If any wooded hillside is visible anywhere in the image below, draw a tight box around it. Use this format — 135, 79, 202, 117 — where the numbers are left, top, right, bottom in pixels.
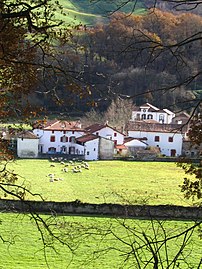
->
31, 6, 202, 114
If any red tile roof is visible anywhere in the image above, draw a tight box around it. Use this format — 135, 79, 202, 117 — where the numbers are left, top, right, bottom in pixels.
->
126, 121, 188, 133
76, 134, 99, 143
18, 131, 38, 139
85, 123, 124, 135
85, 123, 106, 133
115, 144, 127, 149
44, 120, 84, 131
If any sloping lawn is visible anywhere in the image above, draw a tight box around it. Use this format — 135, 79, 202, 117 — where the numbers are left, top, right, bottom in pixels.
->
4, 159, 190, 206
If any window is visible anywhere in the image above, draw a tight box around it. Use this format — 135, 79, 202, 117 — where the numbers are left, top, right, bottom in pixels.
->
94, 148, 96, 151
159, 114, 164, 123
154, 136, 160, 142
114, 140, 117, 145
69, 147, 75, 154
87, 151, 89, 155
168, 137, 173, 142
147, 114, 153, 119
61, 146, 66, 153
96, 132, 99, 136
48, 147, 56, 153
72, 131, 75, 134
63, 131, 66, 134
69, 136, 75, 143
114, 132, 117, 137
50, 136, 55, 142
141, 114, 146, 120
60, 136, 68, 143
52, 131, 54, 134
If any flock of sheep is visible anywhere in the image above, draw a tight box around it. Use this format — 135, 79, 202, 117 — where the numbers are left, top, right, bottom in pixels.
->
47, 157, 90, 182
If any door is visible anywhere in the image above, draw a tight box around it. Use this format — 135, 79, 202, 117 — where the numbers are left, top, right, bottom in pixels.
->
171, 149, 176, 157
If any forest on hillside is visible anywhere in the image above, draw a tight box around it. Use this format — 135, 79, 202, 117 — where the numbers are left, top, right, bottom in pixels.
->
28, 8, 202, 115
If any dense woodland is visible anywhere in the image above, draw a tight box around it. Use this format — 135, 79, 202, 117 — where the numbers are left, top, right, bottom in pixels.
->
29, 8, 202, 115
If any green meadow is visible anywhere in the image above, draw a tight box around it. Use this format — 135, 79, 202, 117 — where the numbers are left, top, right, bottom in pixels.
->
1, 160, 201, 268
0, 213, 201, 269
4, 159, 191, 206
56, 0, 146, 26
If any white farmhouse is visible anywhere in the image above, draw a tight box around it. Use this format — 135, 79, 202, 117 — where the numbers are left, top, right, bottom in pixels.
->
17, 131, 39, 158
76, 134, 115, 160
76, 134, 100, 160
131, 103, 175, 124
85, 123, 124, 146
33, 120, 85, 156
127, 121, 185, 157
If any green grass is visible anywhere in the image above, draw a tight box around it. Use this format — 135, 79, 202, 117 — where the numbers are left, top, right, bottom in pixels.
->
56, 0, 147, 26
0, 213, 201, 269
4, 160, 191, 206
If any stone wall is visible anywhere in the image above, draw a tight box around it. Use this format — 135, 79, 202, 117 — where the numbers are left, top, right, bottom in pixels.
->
0, 200, 201, 220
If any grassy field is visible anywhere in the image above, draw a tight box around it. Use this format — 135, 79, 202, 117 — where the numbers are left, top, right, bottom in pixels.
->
3, 159, 192, 206
0, 213, 201, 269
56, 0, 146, 26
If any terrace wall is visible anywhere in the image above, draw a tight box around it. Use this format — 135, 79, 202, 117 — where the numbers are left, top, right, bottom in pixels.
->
0, 200, 201, 220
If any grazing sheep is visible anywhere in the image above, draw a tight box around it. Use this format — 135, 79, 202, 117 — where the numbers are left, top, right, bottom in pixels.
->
72, 167, 82, 173
62, 168, 68, 173
48, 173, 55, 177
50, 164, 55, 167
72, 168, 79, 173
60, 161, 65, 165
49, 178, 54, 182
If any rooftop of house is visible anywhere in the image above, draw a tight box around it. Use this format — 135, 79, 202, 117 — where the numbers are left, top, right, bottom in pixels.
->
126, 121, 188, 133
43, 120, 84, 131
85, 123, 124, 135
115, 144, 127, 149
134, 103, 174, 115
124, 137, 148, 143
76, 134, 99, 143
18, 131, 38, 139
2, 130, 38, 140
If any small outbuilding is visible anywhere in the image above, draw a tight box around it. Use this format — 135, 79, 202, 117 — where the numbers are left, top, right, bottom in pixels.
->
76, 134, 115, 160
17, 131, 39, 158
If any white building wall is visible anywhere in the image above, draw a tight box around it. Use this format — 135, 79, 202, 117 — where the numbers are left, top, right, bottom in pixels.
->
17, 138, 39, 158
99, 137, 114, 160
131, 111, 175, 124
128, 130, 183, 156
33, 129, 85, 154
84, 139, 99, 161
92, 127, 124, 145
